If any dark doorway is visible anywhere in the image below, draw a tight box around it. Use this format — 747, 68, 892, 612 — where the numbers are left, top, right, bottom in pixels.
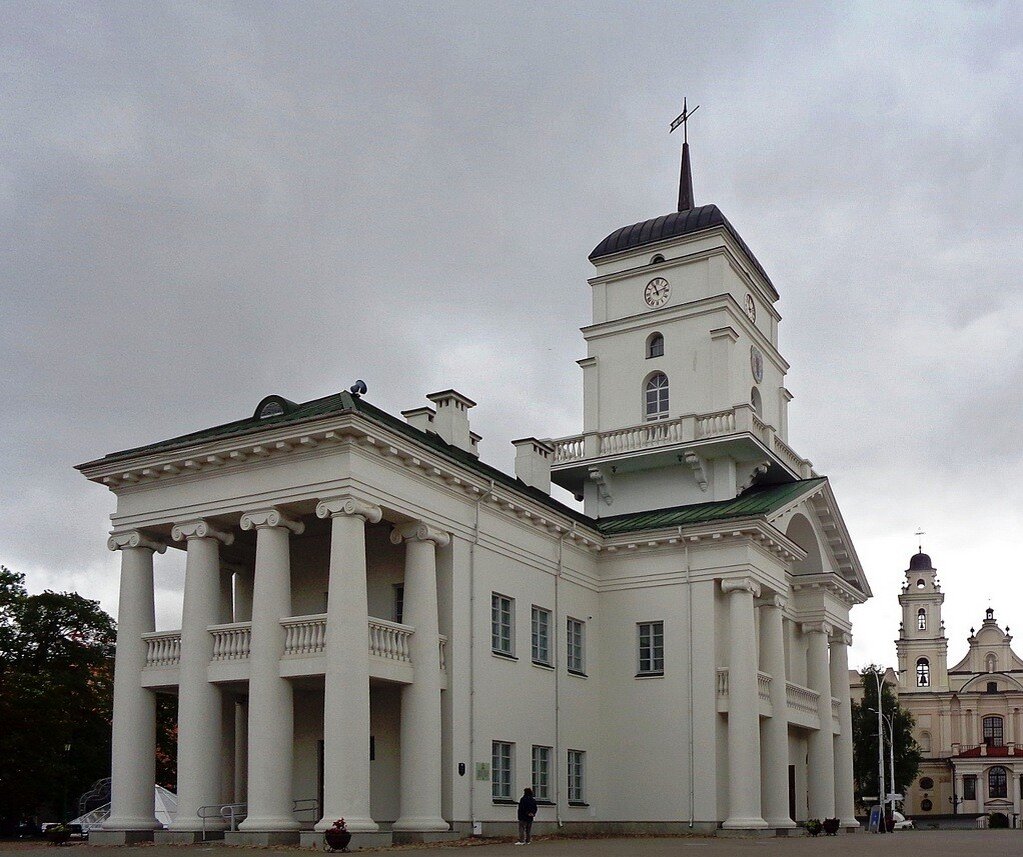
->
788, 765, 796, 821
317, 739, 324, 818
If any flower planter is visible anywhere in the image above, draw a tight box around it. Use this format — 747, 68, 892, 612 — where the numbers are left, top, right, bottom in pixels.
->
823, 817, 840, 836
45, 829, 71, 846
324, 828, 352, 852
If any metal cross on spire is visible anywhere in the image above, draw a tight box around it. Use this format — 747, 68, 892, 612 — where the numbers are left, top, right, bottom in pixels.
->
914, 528, 926, 553
669, 98, 700, 143
669, 98, 699, 212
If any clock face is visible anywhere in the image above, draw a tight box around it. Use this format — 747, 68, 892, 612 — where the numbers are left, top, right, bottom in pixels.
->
745, 293, 757, 323
750, 346, 765, 384
644, 277, 670, 308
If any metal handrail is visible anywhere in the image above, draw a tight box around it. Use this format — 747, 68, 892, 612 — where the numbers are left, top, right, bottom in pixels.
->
202, 797, 321, 833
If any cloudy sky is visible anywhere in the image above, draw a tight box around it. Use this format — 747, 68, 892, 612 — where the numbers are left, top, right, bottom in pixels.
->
2, 1, 1021, 670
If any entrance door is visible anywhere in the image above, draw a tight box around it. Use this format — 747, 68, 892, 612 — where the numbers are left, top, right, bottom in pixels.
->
317, 740, 324, 819
788, 765, 796, 821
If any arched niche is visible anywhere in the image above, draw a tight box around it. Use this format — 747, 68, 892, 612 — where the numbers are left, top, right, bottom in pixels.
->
785, 513, 824, 575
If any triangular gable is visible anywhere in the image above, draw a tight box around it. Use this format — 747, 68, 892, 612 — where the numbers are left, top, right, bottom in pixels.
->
765, 479, 871, 597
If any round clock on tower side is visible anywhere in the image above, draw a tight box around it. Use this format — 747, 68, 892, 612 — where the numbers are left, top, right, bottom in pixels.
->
644, 277, 670, 308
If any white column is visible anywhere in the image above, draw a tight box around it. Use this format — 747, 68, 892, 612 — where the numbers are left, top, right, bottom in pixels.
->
758, 595, 794, 828
721, 577, 768, 829
170, 520, 233, 831
391, 521, 450, 831
314, 496, 382, 832
238, 508, 303, 831
804, 621, 836, 819
234, 699, 248, 804
829, 631, 857, 827
104, 532, 164, 832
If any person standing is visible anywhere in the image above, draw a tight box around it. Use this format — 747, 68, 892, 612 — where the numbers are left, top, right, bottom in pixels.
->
515, 787, 538, 845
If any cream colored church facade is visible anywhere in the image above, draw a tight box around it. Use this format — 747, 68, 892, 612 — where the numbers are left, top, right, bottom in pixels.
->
78, 145, 871, 846
878, 551, 1023, 822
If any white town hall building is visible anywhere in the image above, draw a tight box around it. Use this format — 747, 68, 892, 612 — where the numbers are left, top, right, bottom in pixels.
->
78, 137, 871, 846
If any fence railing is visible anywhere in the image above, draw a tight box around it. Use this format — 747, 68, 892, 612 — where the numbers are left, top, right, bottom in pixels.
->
785, 681, 821, 715
142, 631, 182, 667
282, 614, 327, 656
368, 618, 413, 663
210, 622, 252, 661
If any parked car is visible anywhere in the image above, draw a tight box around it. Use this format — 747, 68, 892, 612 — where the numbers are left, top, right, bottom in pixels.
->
892, 811, 914, 830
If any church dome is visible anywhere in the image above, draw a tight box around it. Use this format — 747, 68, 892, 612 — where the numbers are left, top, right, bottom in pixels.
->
909, 551, 934, 571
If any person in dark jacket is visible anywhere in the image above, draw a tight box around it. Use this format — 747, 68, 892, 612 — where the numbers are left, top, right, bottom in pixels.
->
516, 787, 538, 844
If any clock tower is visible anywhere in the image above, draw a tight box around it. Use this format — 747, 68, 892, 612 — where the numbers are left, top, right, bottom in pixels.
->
548, 130, 813, 517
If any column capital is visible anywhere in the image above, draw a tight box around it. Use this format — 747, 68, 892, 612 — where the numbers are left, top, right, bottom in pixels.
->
757, 594, 787, 609
239, 507, 304, 534
108, 530, 166, 553
721, 576, 760, 598
830, 631, 853, 647
171, 519, 235, 545
316, 495, 382, 524
801, 620, 834, 636
390, 521, 451, 547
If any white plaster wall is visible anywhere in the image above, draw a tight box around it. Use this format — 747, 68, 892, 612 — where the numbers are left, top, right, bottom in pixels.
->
293, 688, 323, 811
788, 730, 809, 821
370, 683, 402, 822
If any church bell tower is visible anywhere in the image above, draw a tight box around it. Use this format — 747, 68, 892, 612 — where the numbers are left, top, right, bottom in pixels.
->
896, 550, 949, 691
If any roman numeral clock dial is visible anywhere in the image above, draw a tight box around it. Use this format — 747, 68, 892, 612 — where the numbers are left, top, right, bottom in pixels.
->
644, 277, 670, 308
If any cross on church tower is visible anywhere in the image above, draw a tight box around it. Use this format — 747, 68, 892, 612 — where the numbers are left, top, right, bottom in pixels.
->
915, 528, 926, 553
669, 98, 699, 212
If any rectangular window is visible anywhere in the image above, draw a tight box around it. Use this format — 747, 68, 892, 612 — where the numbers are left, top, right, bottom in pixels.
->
637, 621, 664, 675
963, 775, 976, 801
531, 606, 552, 666
492, 741, 513, 800
567, 749, 585, 803
567, 618, 585, 674
393, 584, 404, 625
492, 593, 514, 656
531, 745, 552, 801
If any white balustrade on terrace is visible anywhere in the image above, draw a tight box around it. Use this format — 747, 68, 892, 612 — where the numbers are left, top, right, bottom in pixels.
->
713, 668, 836, 730
548, 403, 807, 473
142, 615, 445, 684
785, 681, 820, 715
142, 631, 181, 668
210, 622, 251, 661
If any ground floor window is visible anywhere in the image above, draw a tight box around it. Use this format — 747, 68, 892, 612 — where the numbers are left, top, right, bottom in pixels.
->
989, 766, 1007, 799
531, 745, 552, 801
963, 775, 976, 800
567, 749, 585, 803
492, 741, 513, 799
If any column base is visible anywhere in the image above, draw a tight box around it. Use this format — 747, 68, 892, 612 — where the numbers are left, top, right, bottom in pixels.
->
841, 819, 862, 830
225, 830, 302, 846
720, 817, 770, 831
764, 817, 797, 829
154, 829, 225, 844
315, 815, 378, 832
238, 816, 302, 832
300, 830, 393, 850
101, 817, 161, 832
88, 829, 156, 845
392, 830, 463, 845
392, 815, 450, 832
717, 826, 775, 838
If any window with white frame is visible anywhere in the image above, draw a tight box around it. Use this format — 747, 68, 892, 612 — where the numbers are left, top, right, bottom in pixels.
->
492, 741, 513, 800
491, 593, 514, 656
567, 750, 585, 803
637, 621, 664, 675
989, 766, 1008, 799
916, 657, 930, 687
567, 617, 585, 674
393, 584, 404, 625
644, 373, 669, 421
531, 745, 552, 801
531, 606, 552, 666
917, 607, 926, 631
646, 332, 664, 359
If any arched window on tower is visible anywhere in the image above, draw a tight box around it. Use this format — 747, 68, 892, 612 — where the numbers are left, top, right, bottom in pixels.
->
644, 373, 669, 421
646, 332, 664, 359
920, 731, 932, 753
750, 386, 762, 415
650, 254, 665, 265
917, 608, 927, 631
984, 715, 1004, 747
916, 657, 930, 687
989, 766, 1008, 798
986, 653, 998, 673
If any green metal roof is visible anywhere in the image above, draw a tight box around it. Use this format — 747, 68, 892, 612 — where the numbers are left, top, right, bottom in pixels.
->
595, 477, 828, 535
80, 391, 827, 539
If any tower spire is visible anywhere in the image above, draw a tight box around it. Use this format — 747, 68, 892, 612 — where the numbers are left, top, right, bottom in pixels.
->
669, 98, 699, 212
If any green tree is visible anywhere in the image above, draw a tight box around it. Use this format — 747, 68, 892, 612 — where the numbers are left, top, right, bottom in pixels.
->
851, 665, 921, 804
0, 565, 116, 828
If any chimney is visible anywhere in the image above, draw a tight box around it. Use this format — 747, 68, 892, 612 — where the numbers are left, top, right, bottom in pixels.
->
401, 406, 435, 433
512, 437, 553, 494
425, 390, 477, 454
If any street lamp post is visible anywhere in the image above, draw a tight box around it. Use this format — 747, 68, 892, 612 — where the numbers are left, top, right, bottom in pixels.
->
872, 671, 886, 832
